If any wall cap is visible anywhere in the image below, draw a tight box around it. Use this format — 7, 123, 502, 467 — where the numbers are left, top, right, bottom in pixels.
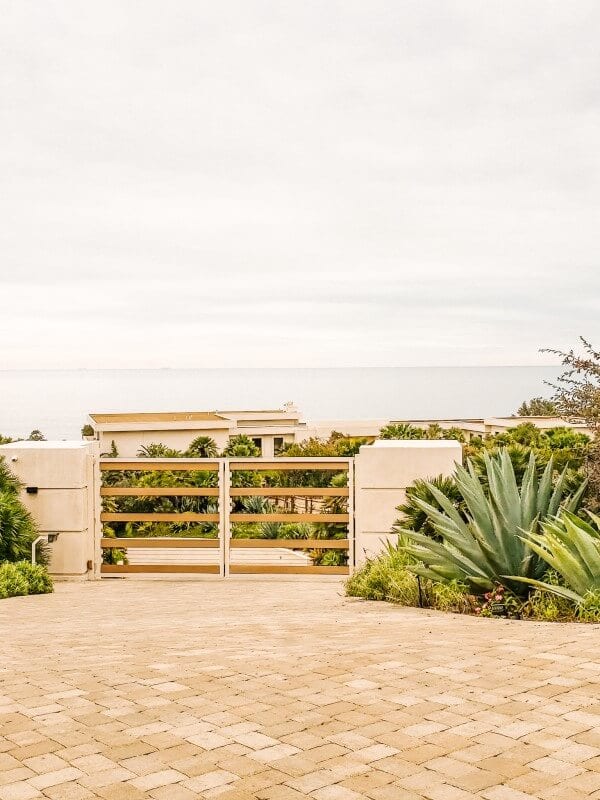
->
362, 440, 462, 450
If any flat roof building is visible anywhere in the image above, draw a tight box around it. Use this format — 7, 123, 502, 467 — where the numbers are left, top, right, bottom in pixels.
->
87, 407, 591, 458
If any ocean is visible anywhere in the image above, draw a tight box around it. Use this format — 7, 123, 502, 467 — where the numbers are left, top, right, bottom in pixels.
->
0, 367, 561, 440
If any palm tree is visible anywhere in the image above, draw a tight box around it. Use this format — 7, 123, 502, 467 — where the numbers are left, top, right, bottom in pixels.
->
0, 457, 22, 494
0, 456, 45, 564
396, 475, 463, 541
222, 435, 261, 457
379, 423, 424, 440
186, 436, 219, 458
137, 443, 182, 458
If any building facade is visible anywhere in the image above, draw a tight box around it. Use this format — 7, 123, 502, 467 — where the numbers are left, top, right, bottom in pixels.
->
87, 407, 591, 458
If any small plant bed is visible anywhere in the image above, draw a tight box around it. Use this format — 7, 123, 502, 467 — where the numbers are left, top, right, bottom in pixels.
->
347, 449, 600, 623
0, 561, 53, 599
346, 549, 600, 622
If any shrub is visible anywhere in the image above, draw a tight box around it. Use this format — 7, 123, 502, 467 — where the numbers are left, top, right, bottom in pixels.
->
15, 561, 54, 594
0, 561, 52, 598
430, 579, 473, 614
346, 545, 472, 612
523, 573, 577, 622
577, 589, 600, 623
0, 457, 46, 565
0, 562, 29, 597
346, 545, 418, 602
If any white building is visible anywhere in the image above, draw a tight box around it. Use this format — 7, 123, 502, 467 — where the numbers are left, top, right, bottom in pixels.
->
87, 406, 591, 458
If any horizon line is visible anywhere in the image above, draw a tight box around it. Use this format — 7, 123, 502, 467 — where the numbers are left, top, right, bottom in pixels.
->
0, 364, 564, 373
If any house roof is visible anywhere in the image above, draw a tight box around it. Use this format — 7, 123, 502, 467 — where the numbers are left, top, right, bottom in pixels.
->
89, 412, 227, 424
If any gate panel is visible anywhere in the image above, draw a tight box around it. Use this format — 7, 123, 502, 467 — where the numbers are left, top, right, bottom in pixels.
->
99, 458, 223, 575
226, 457, 354, 576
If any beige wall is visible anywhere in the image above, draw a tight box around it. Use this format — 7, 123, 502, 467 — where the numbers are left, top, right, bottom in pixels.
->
353, 440, 461, 566
0, 441, 100, 580
97, 430, 295, 458
98, 428, 231, 457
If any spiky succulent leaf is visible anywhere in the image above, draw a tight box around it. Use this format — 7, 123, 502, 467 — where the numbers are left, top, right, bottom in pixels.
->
401, 449, 583, 597
512, 512, 600, 603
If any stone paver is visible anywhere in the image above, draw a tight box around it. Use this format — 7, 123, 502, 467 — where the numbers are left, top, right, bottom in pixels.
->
0, 581, 599, 799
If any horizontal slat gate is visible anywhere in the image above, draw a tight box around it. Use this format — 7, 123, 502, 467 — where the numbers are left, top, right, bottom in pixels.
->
99, 457, 354, 577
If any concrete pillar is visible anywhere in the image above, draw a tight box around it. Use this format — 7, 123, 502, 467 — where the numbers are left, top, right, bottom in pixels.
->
0, 441, 101, 580
261, 437, 275, 459
353, 440, 461, 566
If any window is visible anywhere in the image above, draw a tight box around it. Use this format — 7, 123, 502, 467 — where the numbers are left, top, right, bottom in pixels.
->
274, 437, 284, 455
251, 437, 262, 454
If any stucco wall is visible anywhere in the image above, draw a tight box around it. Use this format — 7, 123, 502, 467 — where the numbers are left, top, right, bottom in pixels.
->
353, 440, 461, 565
98, 429, 231, 457
0, 441, 100, 579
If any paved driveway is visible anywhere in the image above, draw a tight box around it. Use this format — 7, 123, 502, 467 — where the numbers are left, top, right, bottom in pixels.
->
1, 581, 599, 800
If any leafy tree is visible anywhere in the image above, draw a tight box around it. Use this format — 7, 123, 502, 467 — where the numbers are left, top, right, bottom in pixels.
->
465, 424, 590, 475
543, 338, 600, 509
0, 433, 13, 445
544, 337, 600, 427
327, 431, 369, 456
277, 435, 356, 489
283, 434, 365, 457
81, 424, 94, 437
516, 397, 558, 416
444, 427, 466, 442
28, 429, 45, 441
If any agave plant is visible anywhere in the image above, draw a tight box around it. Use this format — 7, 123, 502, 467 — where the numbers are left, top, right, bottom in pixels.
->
241, 495, 275, 514
514, 512, 600, 603
400, 449, 587, 597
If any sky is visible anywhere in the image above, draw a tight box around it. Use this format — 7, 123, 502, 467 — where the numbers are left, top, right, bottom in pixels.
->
1, 1, 599, 369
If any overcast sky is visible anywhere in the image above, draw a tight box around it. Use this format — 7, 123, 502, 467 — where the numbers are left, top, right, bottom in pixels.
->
1, 1, 598, 369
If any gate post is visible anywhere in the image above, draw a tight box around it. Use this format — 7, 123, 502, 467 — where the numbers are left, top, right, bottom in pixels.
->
0, 440, 101, 580
347, 458, 355, 573
354, 440, 461, 567
222, 459, 231, 577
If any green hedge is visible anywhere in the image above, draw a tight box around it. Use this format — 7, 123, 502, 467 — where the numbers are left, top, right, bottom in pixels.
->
0, 561, 53, 598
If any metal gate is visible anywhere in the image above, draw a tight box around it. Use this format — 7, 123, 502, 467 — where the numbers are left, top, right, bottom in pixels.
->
99, 457, 354, 576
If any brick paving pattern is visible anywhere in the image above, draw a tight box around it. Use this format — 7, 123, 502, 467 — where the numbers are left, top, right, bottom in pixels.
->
1, 580, 599, 799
